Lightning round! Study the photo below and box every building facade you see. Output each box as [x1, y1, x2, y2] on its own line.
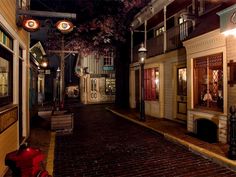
[130, 0, 193, 120]
[77, 50, 116, 104]
[130, 0, 235, 143]
[0, 0, 30, 175]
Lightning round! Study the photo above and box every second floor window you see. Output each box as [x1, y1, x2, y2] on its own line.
[103, 49, 113, 66]
[155, 26, 164, 37]
[193, 53, 223, 112]
[144, 68, 159, 101]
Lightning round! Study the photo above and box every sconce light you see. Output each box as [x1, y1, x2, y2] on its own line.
[55, 19, 74, 33]
[22, 18, 40, 32]
[41, 56, 48, 68]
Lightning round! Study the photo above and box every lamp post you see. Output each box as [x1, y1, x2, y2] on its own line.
[56, 67, 61, 111]
[138, 43, 147, 121]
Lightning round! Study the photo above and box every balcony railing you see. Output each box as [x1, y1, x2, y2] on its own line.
[132, 21, 193, 62]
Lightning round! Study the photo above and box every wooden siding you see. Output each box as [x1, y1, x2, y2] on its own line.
[0, 0, 29, 45]
[147, 35, 164, 58]
[82, 55, 115, 75]
[164, 59, 174, 119]
[226, 37, 236, 110]
[0, 0, 30, 176]
[0, 123, 18, 177]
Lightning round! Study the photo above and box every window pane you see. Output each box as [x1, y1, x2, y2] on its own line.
[194, 53, 223, 112]
[0, 57, 9, 97]
[177, 68, 187, 96]
[105, 78, 115, 95]
[0, 28, 13, 50]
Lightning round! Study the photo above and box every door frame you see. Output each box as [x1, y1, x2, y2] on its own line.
[173, 63, 187, 121]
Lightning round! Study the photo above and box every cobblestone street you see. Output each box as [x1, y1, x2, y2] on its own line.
[54, 104, 236, 177]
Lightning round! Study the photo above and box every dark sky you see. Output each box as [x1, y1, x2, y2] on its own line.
[30, 0, 125, 24]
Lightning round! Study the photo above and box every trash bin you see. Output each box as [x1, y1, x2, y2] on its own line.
[5, 144, 51, 177]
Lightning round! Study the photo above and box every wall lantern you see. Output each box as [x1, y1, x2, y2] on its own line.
[55, 20, 74, 33]
[40, 56, 48, 68]
[22, 18, 40, 32]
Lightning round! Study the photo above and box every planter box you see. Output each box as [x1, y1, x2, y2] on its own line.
[51, 111, 74, 134]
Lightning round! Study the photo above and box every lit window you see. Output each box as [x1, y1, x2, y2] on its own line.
[193, 53, 223, 112]
[105, 78, 116, 95]
[177, 68, 187, 96]
[91, 79, 97, 91]
[155, 26, 164, 37]
[0, 45, 13, 106]
[178, 17, 185, 25]
[103, 49, 113, 66]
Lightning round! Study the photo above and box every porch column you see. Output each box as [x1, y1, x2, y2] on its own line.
[131, 30, 133, 63]
[144, 20, 147, 48]
[164, 5, 167, 53]
[60, 36, 65, 107]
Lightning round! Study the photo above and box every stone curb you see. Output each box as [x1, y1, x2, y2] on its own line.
[106, 107, 236, 171]
[46, 132, 56, 176]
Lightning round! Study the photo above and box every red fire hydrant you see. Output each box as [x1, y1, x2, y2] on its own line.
[5, 144, 51, 177]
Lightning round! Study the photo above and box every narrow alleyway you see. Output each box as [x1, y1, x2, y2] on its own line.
[54, 104, 236, 177]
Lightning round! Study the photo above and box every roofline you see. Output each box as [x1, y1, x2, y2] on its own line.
[131, 0, 174, 29]
[30, 41, 46, 56]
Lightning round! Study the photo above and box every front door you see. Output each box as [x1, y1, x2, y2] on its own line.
[176, 67, 187, 121]
[90, 78, 98, 102]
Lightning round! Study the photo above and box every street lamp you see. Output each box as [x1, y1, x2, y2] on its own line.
[55, 67, 61, 111]
[138, 43, 147, 121]
[40, 56, 48, 68]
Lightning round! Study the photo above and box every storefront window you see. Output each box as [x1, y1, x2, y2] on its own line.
[105, 78, 115, 95]
[144, 68, 159, 101]
[193, 53, 223, 112]
[0, 45, 13, 106]
[0, 58, 9, 97]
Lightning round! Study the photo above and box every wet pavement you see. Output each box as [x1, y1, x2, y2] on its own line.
[53, 104, 236, 177]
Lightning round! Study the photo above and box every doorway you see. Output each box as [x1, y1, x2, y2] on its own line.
[90, 78, 98, 102]
[19, 59, 23, 143]
[176, 67, 187, 121]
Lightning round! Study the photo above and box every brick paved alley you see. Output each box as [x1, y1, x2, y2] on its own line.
[54, 104, 236, 177]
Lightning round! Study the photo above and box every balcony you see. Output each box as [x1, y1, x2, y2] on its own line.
[132, 21, 193, 63]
